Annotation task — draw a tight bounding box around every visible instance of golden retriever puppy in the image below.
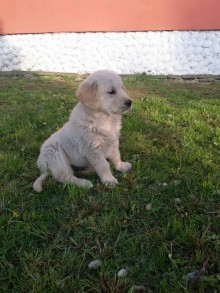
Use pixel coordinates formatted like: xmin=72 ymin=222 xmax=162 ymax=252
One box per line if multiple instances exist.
xmin=33 ymin=70 xmax=132 ymax=192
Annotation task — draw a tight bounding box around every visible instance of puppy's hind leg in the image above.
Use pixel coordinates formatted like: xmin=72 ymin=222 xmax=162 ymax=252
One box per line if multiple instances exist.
xmin=69 ymin=174 xmax=94 ymax=188
xmin=33 ymin=173 xmax=48 ymax=193
xmin=51 ymin=164 xmax=94 ymax=189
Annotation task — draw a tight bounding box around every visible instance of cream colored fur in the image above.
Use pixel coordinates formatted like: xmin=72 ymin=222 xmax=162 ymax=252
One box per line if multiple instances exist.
xmin=33 ymin=70 xmax=132 ymax=192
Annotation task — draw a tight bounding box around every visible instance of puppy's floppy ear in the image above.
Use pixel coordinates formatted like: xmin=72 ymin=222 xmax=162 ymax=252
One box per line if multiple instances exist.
xmin=76 ymin=79 xmax=100 ymax=110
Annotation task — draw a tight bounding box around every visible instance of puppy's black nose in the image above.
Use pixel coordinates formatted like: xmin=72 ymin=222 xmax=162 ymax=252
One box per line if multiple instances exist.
xmin=125 ymin=100 xmax=132 ymax=107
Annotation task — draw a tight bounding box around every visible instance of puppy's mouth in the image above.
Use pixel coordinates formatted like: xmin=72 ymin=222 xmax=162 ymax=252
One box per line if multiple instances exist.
xmin=106 ymin=99 xmax=133 ymax=115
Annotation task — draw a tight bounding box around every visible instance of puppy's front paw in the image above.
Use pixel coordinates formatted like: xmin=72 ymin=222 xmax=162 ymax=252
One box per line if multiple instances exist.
xmin=102 ymin=176 xmax=118 ymax=187
xmin=117 ymin=162 xmax=132 ymax=172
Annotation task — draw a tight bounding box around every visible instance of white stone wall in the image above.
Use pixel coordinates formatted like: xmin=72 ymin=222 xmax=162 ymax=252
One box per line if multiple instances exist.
xmin=0 ymin=31 xmax=219 ymax=75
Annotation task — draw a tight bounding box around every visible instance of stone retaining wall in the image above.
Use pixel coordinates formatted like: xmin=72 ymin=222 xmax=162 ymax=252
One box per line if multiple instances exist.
xmin=0 ymin=31 xmax=219 ymax=74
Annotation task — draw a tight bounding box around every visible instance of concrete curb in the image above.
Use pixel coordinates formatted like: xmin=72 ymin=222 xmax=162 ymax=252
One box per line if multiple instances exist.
xmin=0 ymin=71 xmax=220 ymax=82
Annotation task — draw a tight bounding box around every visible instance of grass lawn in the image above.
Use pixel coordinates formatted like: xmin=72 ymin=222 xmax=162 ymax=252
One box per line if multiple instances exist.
xmin=0 ymin=73 xmax=220 ymax=292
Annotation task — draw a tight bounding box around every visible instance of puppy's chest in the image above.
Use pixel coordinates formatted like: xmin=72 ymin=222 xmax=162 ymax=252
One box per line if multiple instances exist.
xmin=91 ymin=119 xmax=120 ymax=150
xmin=95 ymin=119 xmax=120 ymax=141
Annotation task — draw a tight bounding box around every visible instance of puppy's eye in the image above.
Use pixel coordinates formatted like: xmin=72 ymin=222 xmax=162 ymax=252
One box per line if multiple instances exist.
xmin=107 ymin=89 xmax=116 ymax=95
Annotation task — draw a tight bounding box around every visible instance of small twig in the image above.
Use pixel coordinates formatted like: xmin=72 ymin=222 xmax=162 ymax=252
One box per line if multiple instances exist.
xmin=168 ymin=242 xmax=173 ymax=260
xmin=96 ymin=238 xmax=103 ymax=255
xmin=113 ymin=233 xmax=121 ymax=247
xmin=179 ymin=144 xmax=183 ymax=171
xmin=200 ymin=223 xmax=210 ymax=242
xmin=206 ymin=210 xmax=220 ymax=214
xmin=192 ymin=257 xmax=210 ymax=288
xmin=186 ymin=179 xmax=194 ymax=196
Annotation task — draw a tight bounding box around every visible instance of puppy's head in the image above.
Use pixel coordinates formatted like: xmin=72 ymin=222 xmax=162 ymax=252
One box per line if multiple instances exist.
xmin=76 ymin=70 xmax=132 ymax=114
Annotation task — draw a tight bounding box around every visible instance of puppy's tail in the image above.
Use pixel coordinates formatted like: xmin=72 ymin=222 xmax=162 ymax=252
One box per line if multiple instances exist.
xmin=33 ymin=173 xmax=48 ymax=193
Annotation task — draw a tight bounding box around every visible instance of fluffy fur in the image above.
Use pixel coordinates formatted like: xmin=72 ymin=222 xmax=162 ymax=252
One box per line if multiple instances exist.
xmin=33 ymin=70 xmax=132 ymax=192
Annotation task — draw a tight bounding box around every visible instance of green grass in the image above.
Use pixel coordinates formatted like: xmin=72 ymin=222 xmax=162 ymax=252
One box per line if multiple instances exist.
xmin=0 ymin=73 xmax=220 ymax=292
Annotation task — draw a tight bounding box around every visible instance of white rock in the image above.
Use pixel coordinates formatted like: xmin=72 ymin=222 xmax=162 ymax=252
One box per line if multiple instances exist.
xmin=146 ymin=203 xmax=152 ymax=211
xmin=171 ymin=180 xmax=181 ymax=186
xmin=203 ymin=40 xmax=213 ymax=47
xmin=174 ymin=198 xmax=182 ymax=205
xmin=117 ymin=268 xmax=128 ymax=278
xmin=88 ymin=259 xmax=102 ymax=269
xmin=213 ymin=45 xmax=220 ymax=54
